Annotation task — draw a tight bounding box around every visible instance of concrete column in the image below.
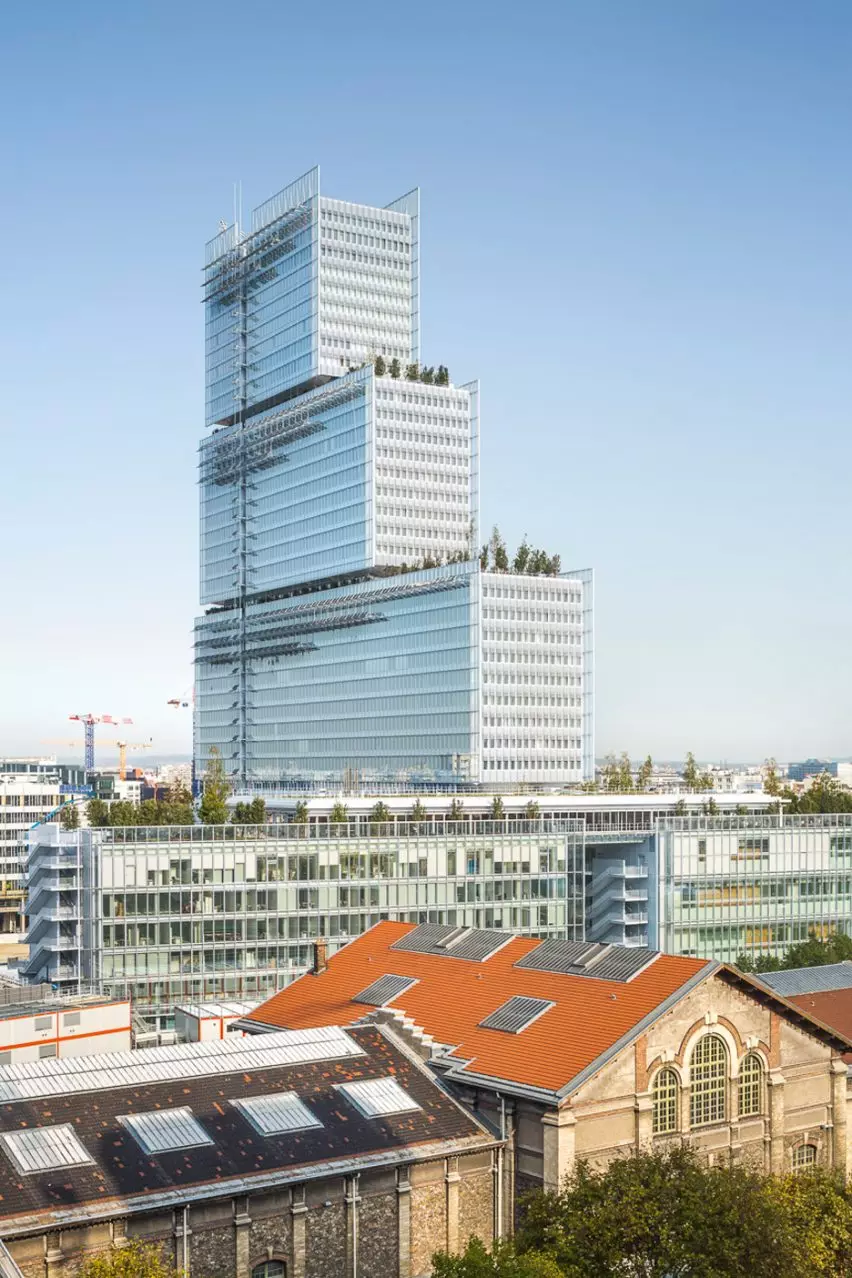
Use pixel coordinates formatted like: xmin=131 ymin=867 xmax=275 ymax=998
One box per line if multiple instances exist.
xmin=290 ymin=1186 xmax=307 ymax=1278
xmin=397 ymin=1168 xmax=411 ymax=1278
xmin=541 ymin=1106 xmax=576 ymax=1192
xmin=768 ymin=1070 xmax=786 ymax=1175
xmin=830 ymin=1058 xmax=848 ymax=1174
xmin=344 ymin=1175 xmax=360 ymax=1278
xmin=634 ymin=1094 xmax=653 ymax=1151
xmin=234 ymin=1197 xmax=251 ymax=1278
xmin=445 ymin=1156 xmax=461 ymax=1254
xmin=45 ymin=1238 xmax=63 ymax=1278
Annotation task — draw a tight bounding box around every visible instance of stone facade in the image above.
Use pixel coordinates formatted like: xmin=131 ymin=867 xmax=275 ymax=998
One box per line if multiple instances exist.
xmin=5 ymin=1155 xmax=497 ymax=1278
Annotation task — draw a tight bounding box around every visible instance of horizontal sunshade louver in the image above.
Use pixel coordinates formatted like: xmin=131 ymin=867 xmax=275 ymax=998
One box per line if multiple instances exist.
xmin=1 ymin=1124 xmax=92 ymax=1175
xmin=479 ymin=995 xmax=554 ymax=1034
xmin=232 ymin=1092 xmax=322 ymax=1136
xmin=337 ymin=1076 xmax=421 ymax=1118
xmin=119 ymin=1107 xmax=213 ymax=1155
xmin=354 ymin=974 xmax=417 ymax=1007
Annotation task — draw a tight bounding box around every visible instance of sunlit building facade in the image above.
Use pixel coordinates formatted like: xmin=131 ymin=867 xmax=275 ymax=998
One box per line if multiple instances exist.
xmin=196 ymin=167 xmax=593 ymax=788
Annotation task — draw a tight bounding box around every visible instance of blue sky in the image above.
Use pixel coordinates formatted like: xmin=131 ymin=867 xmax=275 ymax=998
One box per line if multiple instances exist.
xmin=1 ymin=1 xmax=850 ymax=764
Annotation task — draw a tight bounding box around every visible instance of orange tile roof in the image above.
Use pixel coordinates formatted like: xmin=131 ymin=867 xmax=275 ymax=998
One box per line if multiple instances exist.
xmin=786 ymin=988 xmax=852 ymax=1050
xmin=247 ymin=922 xmax=711 ymax=1094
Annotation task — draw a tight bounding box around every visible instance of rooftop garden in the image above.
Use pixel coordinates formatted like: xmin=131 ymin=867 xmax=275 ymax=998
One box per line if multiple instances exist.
xmin=480 ymin=526 xmax=562 ymax=576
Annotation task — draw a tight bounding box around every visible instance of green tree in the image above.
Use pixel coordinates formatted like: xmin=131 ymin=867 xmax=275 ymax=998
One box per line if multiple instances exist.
xmin=86 ymin=798 xmax=110 ymax=828
xmin=636 ymin=755 xmax=653 ymax=791
xmin=247 ymin=797 xmax=266 ymax=824
xmin=369 ymin=800 xmax=391 ymax=833
xmin=432 ymin=1238 xmax=561 ymax=1278
xmin=388 ymin=357 xmax=401 ymax=378
xmin=601 ymin=754 xmax=620 ymax=792
xmin=198 ymin=746 xmax=230 ymax=824
xmin=488 ymin=526 xmax=509 ymax=573
xmin=480 ymin=543 xmax=490 ymax=570
xmin=137 ymin=799 xmax=161 ymax=825
xmin=374 ymin=354 xmax=386 ymax=376
xmin=294 ymin=800 xmax=309 ymax=826
xmin=410 ymin=799 xmax=428 ymax=831
xmin=60 ymin=802 xmax=79 ymax=830
xmin=764 ymin=757 xmax=781 ymax=796
xmin=167 ymin=777 xmax=193 ymax=808
xmin=546 ymin=553 xmax=561 ymax=575
xmin=706 ymin=796 xmax=719 ymax=815
xmin=683 ymin=751 xmax=699 ymax=788
xmin=405 ymin=361 xmax=419 ymax=380
xmin=489 ymin=795 xmax=505 ymax=822
xmin=448 ymin=798 xmax=465 ymax=824
xmin=618 ymin=753 xmax=633 ymax=792
xmin=525 ymin=800 xmax=540 ymax=822
xmin=80 ymin=1241 xmax=182 ymax=1278
xmin=513 ymin=537 xmax=531 ymax=575
xmin=674 ymin=798 xmax=686 ymax=815
xmin=421 ymin=365 xmax=435 ymax=383
xmin=515 ymin=1146 xmax=843 ymax=1278
xmin=435 ymin=364 xmax=449 ymax=386
xmin=107 ymin=801 xmax=139 ymax=827
xmin=785 ymin=773 xmax=852 ymax=815
xmin=329 ymin=801 xmax=349 ymax=826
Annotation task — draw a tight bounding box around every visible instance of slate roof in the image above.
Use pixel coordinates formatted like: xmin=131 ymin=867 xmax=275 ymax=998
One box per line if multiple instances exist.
xmin=759 ymin=962 xmax=852 ymax=997
xmin=246 ymin=922 xmax=712 ymax=1095
xmin=0 ymin=1025 xmax=493 ymax=1230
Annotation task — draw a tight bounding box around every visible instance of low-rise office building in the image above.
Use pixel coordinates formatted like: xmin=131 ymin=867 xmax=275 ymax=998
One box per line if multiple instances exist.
xmin=245 ymin=921 xmax=852 ymax=1216
xmin=0 ymin=1022 xmax=498 ymax=1278
xmin=0 ymin=990 xmax=130 ymax=1062
xmin=0 ymin=768 xmax=63 ymax=936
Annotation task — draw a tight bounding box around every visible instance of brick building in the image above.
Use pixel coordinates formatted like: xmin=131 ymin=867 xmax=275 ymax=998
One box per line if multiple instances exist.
xmin=0 ymin=1023 xmax=498 ymax=1278
xmin=243 ymin=922 xmax=852 ymax=1222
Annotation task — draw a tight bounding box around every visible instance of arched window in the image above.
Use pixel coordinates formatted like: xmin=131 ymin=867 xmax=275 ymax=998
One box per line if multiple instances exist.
xmin=651 ymin=1068 xmax=679 ymax=1134
xmin=689 ymin=1034 xmax=727 ymax=1128
xmin=252 ymin=1264 xmax=286 ymax=1278
xmin=793 ymin=1144 xmax=817 ymax=1173
xmin=738 ymin=1053 xmax=763 ymax=1117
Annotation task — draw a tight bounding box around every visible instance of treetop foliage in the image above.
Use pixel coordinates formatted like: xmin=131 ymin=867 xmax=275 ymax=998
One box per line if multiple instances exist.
xmin=480 ymin=527 xmax=561 ymax=577
xmin=737 ymin=927 xmax=852 ymax=975
xmin=80 ymin=1241 xmax=181 ymax=1278
xmin=435 ymin=1148 xmax=852 ymax=1277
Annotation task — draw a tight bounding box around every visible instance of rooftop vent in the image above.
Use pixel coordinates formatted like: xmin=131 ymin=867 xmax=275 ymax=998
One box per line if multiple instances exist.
xmin=354 ymin=973 xmax=417 ymax=1008
xmin=479 ymin=995 xmax=554 ymax=1034
xmin=232 ymin=1092 xmax=322 ymax=1136
xmin=119 ymin=1107 xmax=213 ymax=1155
xmin=1 ymin=1124 xmax=92 ymax=1175
xmin=515 ymin=939 xmax=659 ymax=983
xmin=337 ymin=1076 xmax=420 ymax=1118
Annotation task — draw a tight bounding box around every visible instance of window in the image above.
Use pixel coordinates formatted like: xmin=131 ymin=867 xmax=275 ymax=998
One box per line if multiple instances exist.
xmin=793 ymin=1144 xmax=817 ymax=1173
xmin=63 ymin=1011 xmax=81 ymax=1028
xmin=34 ymin=1016 xmax=52 ymax=1031
xmin=738 ymin=1053 xmax=763 ymax=1117
xmin=252 ymin=1264 xmax=285 ymax=1278
xmin=690 ymin=1035 xmax=727 ymax=1127
xmin=39 ymin=1044 xmax=57 ymax=1060
xmin=651 ymin=1068 xmax=679 ymax=1134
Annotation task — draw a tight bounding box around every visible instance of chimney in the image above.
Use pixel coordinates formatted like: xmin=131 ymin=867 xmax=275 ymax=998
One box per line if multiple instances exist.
xmin=312 ymin=939 xmax=328 ymax=975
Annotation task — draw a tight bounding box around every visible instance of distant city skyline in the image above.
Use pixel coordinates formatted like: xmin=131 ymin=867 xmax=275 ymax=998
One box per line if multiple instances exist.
xmin=2 ymin=1 xmax=850 ymax=761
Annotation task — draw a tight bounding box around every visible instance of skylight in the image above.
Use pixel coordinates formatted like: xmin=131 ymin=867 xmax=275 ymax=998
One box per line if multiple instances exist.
xmin=479 ymin=995 xmax=554 ymax=1034
xmin=354 ymin=973 xmax=417 ymax=1007
xmin=118 ymin=1107 xmax=213 ymax=1155
xmin=337 ymin=1076 xmax=420 ymax=1118
xmin=1 ymin=1124 xmax=92 ymax=1175
xmin=232 ymin=1092 xmax=322 ymax=1136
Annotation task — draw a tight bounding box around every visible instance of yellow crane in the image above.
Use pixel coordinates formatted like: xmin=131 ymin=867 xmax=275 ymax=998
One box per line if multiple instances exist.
xmin=42 ymin=738 xmax=153 ymax=780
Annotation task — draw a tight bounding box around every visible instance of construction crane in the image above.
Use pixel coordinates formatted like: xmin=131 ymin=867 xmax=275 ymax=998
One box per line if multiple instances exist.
xmin=68 ymin=714 xmax=133 ymax=771
xmin=44 ymin=735 xmax=152 ymax=779
xmin=167 ymin=686 xmax=193 ymax=709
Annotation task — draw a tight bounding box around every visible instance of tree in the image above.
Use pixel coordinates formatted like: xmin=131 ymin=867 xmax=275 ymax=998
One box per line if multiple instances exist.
xmin=405 ymin=362 xmax=419 ymax=380
xmin=435 ymin=364 xmax=449 ymax=386
xmin=637 ymin=755 xmax=653 ymax=791
xmin=80 ymin=1241 xmax=182 ymax=1278
xmin=489 ymin=796 xmax=505 ymax=821
xmin=674 ymin=798 xmax=686 ymax=815
xmin=86 ymin=798 xmax=110 ymax=828
xmin=513 ymin=537 xmax=531 ymax=575
xmin=432 ymin=1238 xmax=561 ymax=1278
xmin=764 ymin=757 xmax=781 ymax=797
xmin=374 ymin=354 xmax=386 ymax=376
xmin=480 ymin=542 xmax=490 ymax=570
xmin=421 ymin=365 xmax=435 ymax=384
xmin=247 ymin=796 xmax=266 ymax=824
xmin=294 ymin=800 xmax=309 ymax=826
xmin=389 ymin=357 xmax=401 ymax=378
xmin=107 ymin=801 xmax=139 ymax=827
xmin=514 ymin=1146 xmax=850 ymax=1278
xmin=683 ymin=751 xmax=699 ymax=788
xmin=60 ymin=803 xmax=79 ymax=830
xmin=488 ymin=526 xmax=509 ymax=573
xmin=198 ymin=746 xmax=230 ymax=824
xmin=448 ymin=798 xmax=465 ymax=824
xmin=784 ymin=773 xmax=852 ymax=815
xmin=370 ymin=800 xmax=391 ymax=833
xmin=410 ymin=799 xmax=428 ymax=830
xmin=618 ymin=752 xmax=633 ymax=792
xmin=329 ymin=801 xmax=349 ymax=826
xmin=525 ymin=800 xmax=540 ymax=822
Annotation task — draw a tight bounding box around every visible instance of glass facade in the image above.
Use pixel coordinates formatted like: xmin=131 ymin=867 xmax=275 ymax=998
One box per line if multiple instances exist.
xmin=197 ymin=169 xmax=595 ymax=787
xmin=26 ymin=824 xmax=585 ymax=1029
xmin=196 ymin=564 xmax=479 ymax=782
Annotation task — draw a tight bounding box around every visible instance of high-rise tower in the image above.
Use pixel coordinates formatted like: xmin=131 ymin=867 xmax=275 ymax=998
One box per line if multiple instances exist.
xmin=195 ymin=167 xmax=593 ymax=788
